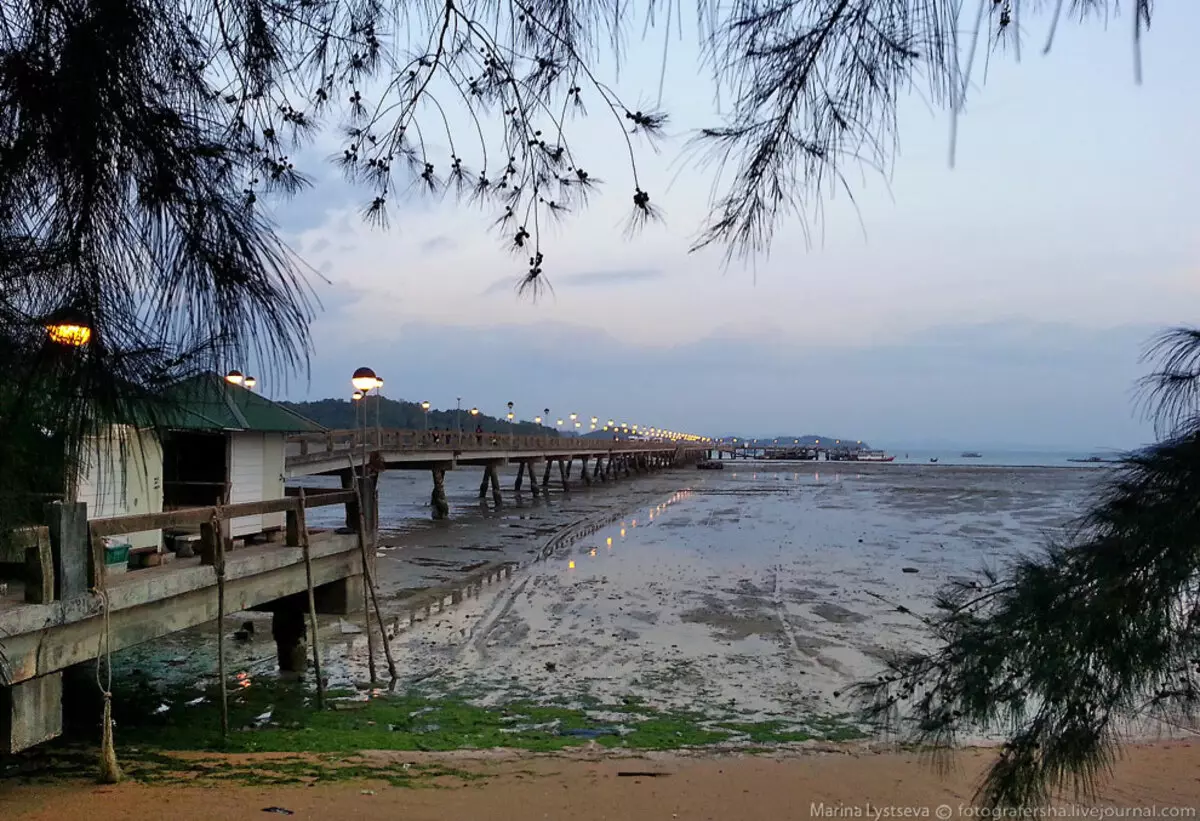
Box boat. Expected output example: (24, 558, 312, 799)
(930, 457, 939, 463)
(960, 451, 982, 458)
(855, 450, 895, 463)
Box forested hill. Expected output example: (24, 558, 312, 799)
(277, 397, 561, 436)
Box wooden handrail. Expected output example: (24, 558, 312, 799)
(286, 429, 699, 461)
(88, 489, 357, 539)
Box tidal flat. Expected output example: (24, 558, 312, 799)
(91, 462, 1106, 760)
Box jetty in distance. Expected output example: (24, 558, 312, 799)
(708, 436, 888, 462)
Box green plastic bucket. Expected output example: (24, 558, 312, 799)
(105, 543, 131, 566)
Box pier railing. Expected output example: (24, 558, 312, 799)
(287, 428, 694, 465)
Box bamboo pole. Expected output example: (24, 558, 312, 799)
(347, 457, 378, 684)
(207, 511, 229, 740)
(296, 490, 325, 709)
(346, 461, 399, 681)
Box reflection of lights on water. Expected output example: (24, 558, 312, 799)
(620, 528, 626, 537)
(606, 537, 612, 546)
(631, 519, 637, 527)
(235, 671, 252, 689)
(568, 560, 575, 569)
(589, 548, 596, 557)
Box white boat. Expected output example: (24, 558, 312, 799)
(856, 451, 895, 463)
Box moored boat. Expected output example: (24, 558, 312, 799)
(855, 450, 895, 463)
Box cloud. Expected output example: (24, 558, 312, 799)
(420, 235, 459, 253)
(479, 267, 665, 297)
(556, 268, 665, 287)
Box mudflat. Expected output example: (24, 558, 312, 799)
(3, 743, 1199, 820)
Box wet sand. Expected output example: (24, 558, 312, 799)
(335, 463, 1105, 730)
(5, 742, 1200, 820)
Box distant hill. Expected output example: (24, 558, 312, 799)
(277, 397, 561, 436)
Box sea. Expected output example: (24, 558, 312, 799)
(879, 448, 1121, 467)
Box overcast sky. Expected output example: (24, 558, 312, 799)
(258, 3, 1200, 451)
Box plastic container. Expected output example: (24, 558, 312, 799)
(104, 543, 131, 566)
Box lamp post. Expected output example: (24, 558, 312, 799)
(244, 376, 257, 390)
(421, 401, 431, 430)
(506, 401, 514, 446)
(225, 370, 244, 385)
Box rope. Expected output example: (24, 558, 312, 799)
(92, 583, 122, 783)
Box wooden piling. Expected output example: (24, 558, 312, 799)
(514, 461, 526, 491)
(296, 490, 325, 709)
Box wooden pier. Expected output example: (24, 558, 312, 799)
(287, 429, 706, 519)
(0, 488, 368, 754)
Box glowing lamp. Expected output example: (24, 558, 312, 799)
(44, 306, 93, 347)
(244, 376, 257, 390)
(352, 390, 364, 400)
(225, 370, 245, 385)
(470, 407, 479, 416)
(351, 366, 378, 392)
(421, 401, 431, 411)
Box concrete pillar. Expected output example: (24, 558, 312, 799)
(1, 673, 63, 753)
(514, 461, 526, 491)
(580, 456, 591, 485)
(272, 607, 308, 675)
(488, 463, 503, 505)
(44, 501, 89, 601)
(431, 468, 450, 519)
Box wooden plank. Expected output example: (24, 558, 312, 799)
(89, 490, 356, 539)
(23, 528, 54, 604)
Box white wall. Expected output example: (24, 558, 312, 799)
(261, 433, 286, 531)
(228, 431, 264, 537)
(77, 426, 163, 551)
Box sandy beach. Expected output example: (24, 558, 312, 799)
(4, 743, 1200, 820)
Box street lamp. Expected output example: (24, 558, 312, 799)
(244, 376, 257, 390)
(351, 366, 378, 392)
(421, 400, 431, 430)
(506, 401, 515, 444)
(225, 370, 244, 385)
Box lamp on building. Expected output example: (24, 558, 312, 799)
(44, 306, 93, 347)
(244, 376, 257, 390)
(225, 370, 245, 385)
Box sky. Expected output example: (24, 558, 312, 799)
(258, 2, 1200, 451)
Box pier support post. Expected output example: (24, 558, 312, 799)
(528, 461, 541, 497)
(543, 459, 554, 490)
(478, 467, 489, 499)
(564, 459, 573, 480)
(272, 607, 308, 676)
(624, 457, 632, 478)
(514, 461, 526, 492)
(431, 468, 450, 519)
(580, 456, 591, 485)
(594, 457, 603, 481)
(488, 463, 503, 505)
(558, 459, 570, 490)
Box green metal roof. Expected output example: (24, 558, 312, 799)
(159, 373, 325, 434)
